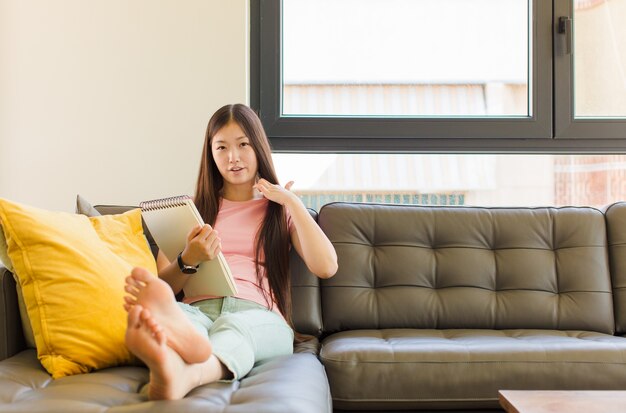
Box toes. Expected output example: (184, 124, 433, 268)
(124, 297, 137, 312)
(147, 319, 162, 334)
(137, 307, 165, 339)
(154, 329, 166, 346)
(131, 267, 155, 283)
(139, 307, 153, 321)
(125, 285, 140, 297)
(149, 323, 163, 338)
(125, 275, 144, 289)
(127, 305, 143, 329)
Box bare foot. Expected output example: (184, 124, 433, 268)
(125, 305, 202, 400)
(124, 267, 212, 364)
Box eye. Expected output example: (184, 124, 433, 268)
(240, 142, 250, 148)
(215, 145, 226, 151)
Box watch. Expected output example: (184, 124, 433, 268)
(177, 252, 199, 275)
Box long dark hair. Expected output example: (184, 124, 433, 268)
(194, 104, 292, 323)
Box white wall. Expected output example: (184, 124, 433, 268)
(0, 0, 249, 211)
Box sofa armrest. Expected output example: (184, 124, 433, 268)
(290, 209, 324, 337)
(0, 265, 25, 361)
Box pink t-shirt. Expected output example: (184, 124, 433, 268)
(183, 197, 293, 314)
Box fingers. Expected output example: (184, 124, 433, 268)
(186, 225, 221, 263)
(195, 229, 221, 260)
(189, 225, 214, 245)
(255, 181, 272, 196)
(254, 178, 273, 191)
(207, 235, 222, 259)
(186, 224, 204, 242)
(255, 178, 295, 192)
(253, 181, 264, 193)
(199, 225, 216, 241)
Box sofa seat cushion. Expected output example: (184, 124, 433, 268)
(321, 329, 626, 411)
(0, 350, 331, 413)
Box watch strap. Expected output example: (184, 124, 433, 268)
(177, 252, 199, 274)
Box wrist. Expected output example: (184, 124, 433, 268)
(177, 251, 199, 275)
(283, 193, 302, 210)
(180, 250, 200, 268)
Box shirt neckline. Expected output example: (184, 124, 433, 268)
(221, 196, 266, 205)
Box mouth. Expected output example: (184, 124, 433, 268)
(229, 166, 245, 172)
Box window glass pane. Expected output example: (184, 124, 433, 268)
(274, 154, 626, 209)
(282, 0, 531, 117)
(574, 0, 626, 118)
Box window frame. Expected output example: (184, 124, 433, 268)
(251, 0, 626, 153)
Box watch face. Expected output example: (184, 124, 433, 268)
(177, 253, 198, 274)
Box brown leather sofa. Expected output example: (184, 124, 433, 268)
(0, 203, 332, 413)
(3, 201, 626, 412)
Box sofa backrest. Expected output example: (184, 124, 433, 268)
(0, 267, 25, 360)
(318, 202, 615, 335)
(604, 202, 626, 335)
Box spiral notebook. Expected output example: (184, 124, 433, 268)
(139, 195, 237, 297)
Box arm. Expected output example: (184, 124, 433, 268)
(155, 250, 188, 295)
(156, 224, 222, 294)
(255, 179, 338, 279)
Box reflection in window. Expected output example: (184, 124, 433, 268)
(274, 154, 626, 209)
(282, 0, 530, 117)
(574, 0, 626, 117)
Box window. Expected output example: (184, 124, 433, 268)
(252, 0, 626, 151)
(255, 0, 551, 145)
(253, 1, 626, 208)
(555, 0, 626, 138)
(282, 0, 530, 118)
(273, 153, 626, 209)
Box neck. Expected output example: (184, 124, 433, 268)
(221, 184, 258, 202)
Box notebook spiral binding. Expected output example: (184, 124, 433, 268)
(139, 195, 192, 211)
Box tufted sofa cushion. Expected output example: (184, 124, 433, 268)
(0, 349, 331, 413)
(318, 203, 613, 334)
(322, 329, 626, 411)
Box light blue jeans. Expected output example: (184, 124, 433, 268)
(177, 297, 294, 380)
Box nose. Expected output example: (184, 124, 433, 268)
(228, 148, 240, 163)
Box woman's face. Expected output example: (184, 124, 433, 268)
(211, 120, 259, 189)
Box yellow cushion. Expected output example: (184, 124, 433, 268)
(0, 198, 157, 379)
